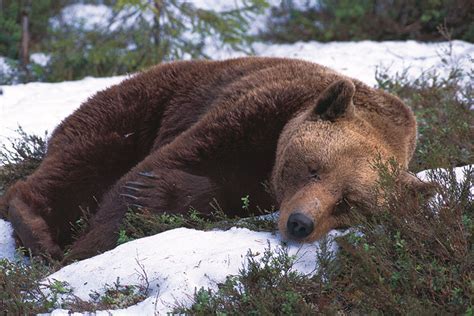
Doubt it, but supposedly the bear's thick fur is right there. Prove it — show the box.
[1,57,429,260]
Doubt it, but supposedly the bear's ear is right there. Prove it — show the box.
[310,79,356,121]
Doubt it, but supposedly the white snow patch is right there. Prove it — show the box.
[1,41,472,144]
[0,76,126,143]
[210,40,474,86]
[45,228,343,314]
[0,56,12,78]
[417,164,473,195]
[31,53,51,67]
[0,219,15,261]
[50,4,113,31]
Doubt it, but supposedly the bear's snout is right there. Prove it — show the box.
[286,213,314,239]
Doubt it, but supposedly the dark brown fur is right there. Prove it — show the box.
[0,57,425,260]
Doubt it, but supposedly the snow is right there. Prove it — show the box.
[2,40,472,143]
[50,1,279,34]
[50,4,113,31]
[0,56,13,80]
[0,76,126,143]
[0,36,473,315]
[45,228,343,314]
[417,165,474,196]
[30,53,51,67]
[0,219,15,261]
[212,40,474,87]
[1,164,470,314]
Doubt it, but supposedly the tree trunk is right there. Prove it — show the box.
[153,0,163,61]
[20,0,31,79]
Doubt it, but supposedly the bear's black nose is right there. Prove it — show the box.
[287,213,314,239]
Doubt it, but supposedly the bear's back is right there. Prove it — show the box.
[143,57,415,164]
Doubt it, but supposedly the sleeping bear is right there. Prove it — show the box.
[0,57,431,260]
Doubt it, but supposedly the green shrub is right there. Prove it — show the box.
[1,0,269,84]
[178,162,473,314]
[0,1,21,60]
[0,255,64,313]
[117,201,276,245]
[174,244,327,314]
[0,127,47,194]
[328,164,473,313]
[0,255,149,313]
[262,0,474,43]
[176,57,473,314]
[375,58,473,171]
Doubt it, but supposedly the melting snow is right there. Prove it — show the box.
[0,39,472,314]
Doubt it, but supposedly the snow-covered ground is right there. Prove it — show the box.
[0,39,472,314]
[1,40,472,143]
[1,165,470,315]
[0,219,15,261]
[0,76,126,143]
[46,228,343,314]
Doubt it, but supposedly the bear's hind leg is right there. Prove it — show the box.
[3,130,152,258]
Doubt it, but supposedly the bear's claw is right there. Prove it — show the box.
[128,203,145,210]
[123,185,140,192]
[138,171,159,179]
[125,181,153,188]
[120,179,158,209]
[119,193,139,200]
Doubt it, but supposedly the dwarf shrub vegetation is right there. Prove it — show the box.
[0,49,472,314]
[262,0,474,43]
[177,159,473,314]
[376,55,473,171]
[176,52,473,313]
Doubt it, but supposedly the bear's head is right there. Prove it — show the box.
[271,79,432,242]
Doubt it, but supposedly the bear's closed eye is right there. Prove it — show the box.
[309,168,321,180]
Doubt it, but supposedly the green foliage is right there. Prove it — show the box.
[331,164,473,313]
[0,0,63,59]
[30,0,266,81]
[179,163,473,314]
[1,0,268,83]
[29,0,63,49]
[118,204,276,245]
[241,194,250,211]
[0,255,149,313]
[0,1,21,59]
[87,277,147,310]
[375,57,473,171]
[262,0,474,43]
[118,208,213,244]
[174,244,325,314]
[0,255,65,314]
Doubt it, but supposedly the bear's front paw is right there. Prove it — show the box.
[119,171,168,210]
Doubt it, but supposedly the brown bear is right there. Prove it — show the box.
[0,57,430,261]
